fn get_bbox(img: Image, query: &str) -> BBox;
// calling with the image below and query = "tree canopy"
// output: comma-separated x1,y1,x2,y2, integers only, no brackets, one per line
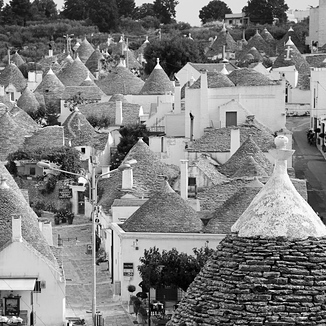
138,246,214,292
153,0,179,24
199,0,232,24
243,0,288,25
132,3,155,20
143,36,206,78
116,0,135,18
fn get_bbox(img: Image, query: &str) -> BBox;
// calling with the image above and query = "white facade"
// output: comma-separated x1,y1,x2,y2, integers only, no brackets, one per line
306,1,326,50
184,72,286,141
0,222,65,326
110,225,225,303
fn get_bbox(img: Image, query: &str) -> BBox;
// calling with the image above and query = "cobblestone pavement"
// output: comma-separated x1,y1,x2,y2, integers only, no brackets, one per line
47,213,137,326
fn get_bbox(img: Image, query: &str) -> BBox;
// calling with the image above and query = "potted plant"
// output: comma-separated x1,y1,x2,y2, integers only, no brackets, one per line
67,211,74,224
128,285,136,313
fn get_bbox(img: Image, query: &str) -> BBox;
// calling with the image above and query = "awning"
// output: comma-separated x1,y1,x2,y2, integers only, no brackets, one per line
0,279,36,291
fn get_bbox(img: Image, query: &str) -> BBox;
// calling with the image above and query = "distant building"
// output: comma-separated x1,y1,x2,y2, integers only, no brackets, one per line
286,9,309,23
224,13,246,27
306,0,326,51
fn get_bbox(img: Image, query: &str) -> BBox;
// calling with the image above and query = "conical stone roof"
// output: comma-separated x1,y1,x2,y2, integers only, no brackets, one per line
140,59,174,95
9,105,39,135
277,26,306,54
62,109,98,147
0,63,27,92
122,180,202,233
0,175,58,266
232,155,269,178
203,183,262,234
76,37,95,63
95,64,144,95
17,87,40,114
260,28,275,44
109,94,128,103
11,51,25,67
219,136,273,177
239,47,264,63
34,68,65,101
122,138,179,196
169,136,326,325
57,55,95,86
206,24,237,58
273,37,311,75
0,111,27,161
85,48,104,75
239,30,274,58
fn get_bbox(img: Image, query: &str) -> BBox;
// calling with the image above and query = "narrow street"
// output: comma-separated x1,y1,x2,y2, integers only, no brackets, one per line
287,116,326,221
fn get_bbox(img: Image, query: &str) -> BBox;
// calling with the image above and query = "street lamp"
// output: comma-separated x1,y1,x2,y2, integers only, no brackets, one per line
37,159,137,326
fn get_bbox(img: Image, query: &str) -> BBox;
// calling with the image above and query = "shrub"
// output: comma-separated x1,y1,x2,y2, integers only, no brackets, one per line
128,285,136,293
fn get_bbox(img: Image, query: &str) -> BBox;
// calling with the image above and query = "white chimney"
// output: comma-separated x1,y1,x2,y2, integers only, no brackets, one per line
0,85,5,96
49,49,53,57
230,128,240,157
12,215,22,242
115,101,123,125
174,80,181,114
28,71,36,82
122,168,133,190
180,159,189,200
41,221,53,246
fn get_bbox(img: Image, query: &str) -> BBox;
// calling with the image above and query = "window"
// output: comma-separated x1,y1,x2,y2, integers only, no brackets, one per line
9,92,14,102
285,86,288,103
81,147,86,154
34,281,41,293
229,20,233,24
30,167,36,175
188,177,196,186
226,112,237,127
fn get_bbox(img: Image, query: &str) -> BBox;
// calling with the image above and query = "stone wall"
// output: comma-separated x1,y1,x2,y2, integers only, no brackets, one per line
169,234,326,325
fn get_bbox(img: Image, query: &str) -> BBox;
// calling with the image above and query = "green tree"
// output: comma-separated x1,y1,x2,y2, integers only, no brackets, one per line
88,0,119,32
133,3,155,19
143,36,206,78
1,4,14,25
110,124,149,170
30,0,58,19
269,0,288,24
138,246,214,292
199,0,232,24
153,0,179,24
61,0,89,20
9,0,32,26
116,0,135,18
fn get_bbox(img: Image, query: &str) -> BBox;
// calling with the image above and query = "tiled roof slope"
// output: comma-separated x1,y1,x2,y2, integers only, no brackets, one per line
193,155,228,185
190,71,235,88
273,37,311,75
17,87,40,113
188,122,275,153
0,63,27,92
0,111,27,161
305,54,326,68
219,136,274,177
85,48,104,75
122,139,179,197
169,137,326,325
62,85,104,101
76,37,95,63
124,49,142,69
139,59,174,95
109,94,128,103
57,56,95,86
78,101,140,126
23,126,64,150
232,155,269,178
0,174,58,266
203,184,262,234
9,105,39,135
95,65,144,95
121,180,202,233
189,62,238,73
239,46,264,63
227,68,279,86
